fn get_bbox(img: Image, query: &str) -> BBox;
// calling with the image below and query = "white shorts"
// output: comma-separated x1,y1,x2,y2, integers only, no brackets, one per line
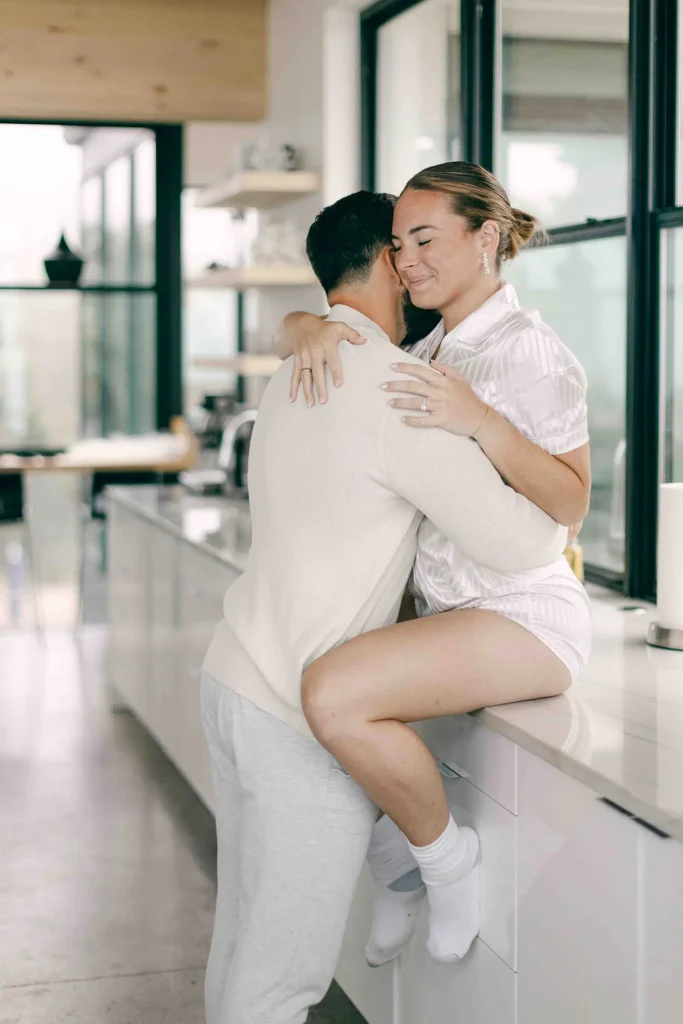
200,672,376,1024
417,567,592,681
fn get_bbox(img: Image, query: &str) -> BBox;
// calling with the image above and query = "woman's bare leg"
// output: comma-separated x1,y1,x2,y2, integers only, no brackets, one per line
301,609,570,847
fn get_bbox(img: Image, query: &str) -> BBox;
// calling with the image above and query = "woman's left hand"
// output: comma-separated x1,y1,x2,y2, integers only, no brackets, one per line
382,360,489,436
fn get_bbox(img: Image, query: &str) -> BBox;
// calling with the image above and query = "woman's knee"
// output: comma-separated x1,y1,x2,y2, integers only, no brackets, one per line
301,658,353,747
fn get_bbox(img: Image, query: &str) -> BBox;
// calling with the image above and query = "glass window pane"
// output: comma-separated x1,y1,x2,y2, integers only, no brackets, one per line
103,155,132,284
81,293,155,437
678,0,683,205
0,292,80,447
81,293,104,438
506,235,627,573
132,138,156,286
498,2,629,227
102,293,131,433
130,294,156,434
660,226,683,481
80,176,103,285
376,0,460,196
0,125,82,285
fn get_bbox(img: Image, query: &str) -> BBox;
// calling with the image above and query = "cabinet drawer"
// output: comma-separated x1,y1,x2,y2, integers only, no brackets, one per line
444,774,517,970
402,910,516,1024
414,713,517,813
517,749,640,1024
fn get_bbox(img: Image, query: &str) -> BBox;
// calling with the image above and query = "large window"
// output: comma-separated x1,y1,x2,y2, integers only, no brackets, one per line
0,125,85,448
362,0,683,599
507,235,627,573
375,0,461,196
498,2,629,227
0,124,175,447
498,0,630,585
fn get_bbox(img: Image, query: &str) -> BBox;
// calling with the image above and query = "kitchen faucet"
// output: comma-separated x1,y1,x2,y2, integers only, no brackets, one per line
218,408,258,491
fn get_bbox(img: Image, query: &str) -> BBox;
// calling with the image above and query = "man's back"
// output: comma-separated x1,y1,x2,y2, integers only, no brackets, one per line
204,307,424,734
203,303,566,737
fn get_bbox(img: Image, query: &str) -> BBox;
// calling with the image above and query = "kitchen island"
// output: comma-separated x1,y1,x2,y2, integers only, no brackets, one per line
107,484,683,1024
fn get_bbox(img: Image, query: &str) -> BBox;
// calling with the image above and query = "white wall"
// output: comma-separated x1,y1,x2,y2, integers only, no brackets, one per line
243,0,368,403
184,122,261,187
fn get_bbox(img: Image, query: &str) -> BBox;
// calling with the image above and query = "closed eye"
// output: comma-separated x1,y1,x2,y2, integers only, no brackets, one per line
418,239,432,247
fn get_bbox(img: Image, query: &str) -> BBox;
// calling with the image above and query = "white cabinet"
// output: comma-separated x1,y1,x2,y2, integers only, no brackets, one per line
517,749,640,1024
108,505,237,810
108,501,150,719
415,713,518,813
176,543,239,809
147,525,180,761
402,914,516,1024
443,775,517,969
642,827,683,1024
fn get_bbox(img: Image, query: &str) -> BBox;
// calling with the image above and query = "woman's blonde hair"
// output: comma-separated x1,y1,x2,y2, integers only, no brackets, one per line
403,161,543,265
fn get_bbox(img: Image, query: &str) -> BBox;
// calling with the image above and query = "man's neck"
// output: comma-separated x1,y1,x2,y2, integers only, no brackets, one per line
328,288,400,345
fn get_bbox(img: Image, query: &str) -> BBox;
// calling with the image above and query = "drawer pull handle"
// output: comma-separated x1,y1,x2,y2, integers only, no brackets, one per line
437,760,462,780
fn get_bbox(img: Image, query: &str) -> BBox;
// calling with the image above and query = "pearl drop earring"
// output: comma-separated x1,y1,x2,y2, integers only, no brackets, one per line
482,252,491,276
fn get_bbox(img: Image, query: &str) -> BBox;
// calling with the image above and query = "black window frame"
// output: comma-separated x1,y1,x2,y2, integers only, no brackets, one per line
0,117,182,436
361,0,682,601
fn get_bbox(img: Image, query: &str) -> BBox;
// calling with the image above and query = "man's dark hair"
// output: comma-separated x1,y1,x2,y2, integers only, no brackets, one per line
306,191,396,295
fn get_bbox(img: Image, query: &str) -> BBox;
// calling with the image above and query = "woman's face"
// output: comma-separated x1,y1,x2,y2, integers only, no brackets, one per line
392,189,491,310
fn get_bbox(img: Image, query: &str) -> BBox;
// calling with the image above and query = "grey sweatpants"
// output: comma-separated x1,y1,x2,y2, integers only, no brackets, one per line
200,672,376,1024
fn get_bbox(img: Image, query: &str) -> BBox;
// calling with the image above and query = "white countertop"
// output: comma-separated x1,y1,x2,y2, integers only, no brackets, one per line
107,484,252,572
479,588,683,839
107,485,683,841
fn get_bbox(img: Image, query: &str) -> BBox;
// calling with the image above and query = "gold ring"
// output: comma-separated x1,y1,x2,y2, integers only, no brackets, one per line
302,367,313,374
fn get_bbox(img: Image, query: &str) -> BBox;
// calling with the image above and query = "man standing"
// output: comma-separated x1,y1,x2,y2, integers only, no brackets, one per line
201,191,565,1023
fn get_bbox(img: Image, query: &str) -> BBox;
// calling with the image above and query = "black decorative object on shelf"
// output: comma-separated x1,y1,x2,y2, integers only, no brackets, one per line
43,233,85,288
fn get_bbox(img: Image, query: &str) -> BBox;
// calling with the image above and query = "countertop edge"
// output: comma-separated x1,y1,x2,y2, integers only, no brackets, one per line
476,706,683,841
106,486,247,573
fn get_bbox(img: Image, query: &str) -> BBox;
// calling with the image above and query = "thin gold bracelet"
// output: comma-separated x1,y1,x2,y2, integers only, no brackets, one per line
471,404,490,439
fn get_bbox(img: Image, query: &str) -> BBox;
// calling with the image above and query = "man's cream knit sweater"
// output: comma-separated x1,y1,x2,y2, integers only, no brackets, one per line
202,305,566,736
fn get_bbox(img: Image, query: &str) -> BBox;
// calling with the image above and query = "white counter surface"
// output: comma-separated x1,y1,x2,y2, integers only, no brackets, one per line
108,485,683,842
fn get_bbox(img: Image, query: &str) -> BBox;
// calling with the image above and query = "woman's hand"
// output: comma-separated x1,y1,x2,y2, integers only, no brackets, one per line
286,315,366,406
382,359,489,436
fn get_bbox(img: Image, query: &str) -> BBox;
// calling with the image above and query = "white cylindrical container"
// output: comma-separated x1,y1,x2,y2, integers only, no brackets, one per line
657,483,683,630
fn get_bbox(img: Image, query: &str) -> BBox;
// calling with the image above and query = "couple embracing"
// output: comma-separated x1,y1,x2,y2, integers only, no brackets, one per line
200,161,591,1024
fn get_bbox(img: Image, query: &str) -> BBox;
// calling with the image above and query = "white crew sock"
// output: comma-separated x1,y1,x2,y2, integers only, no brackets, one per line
364,815,425,967
408,816,481,964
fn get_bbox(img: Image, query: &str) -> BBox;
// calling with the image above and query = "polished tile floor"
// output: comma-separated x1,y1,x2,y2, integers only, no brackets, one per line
0,627,366,1023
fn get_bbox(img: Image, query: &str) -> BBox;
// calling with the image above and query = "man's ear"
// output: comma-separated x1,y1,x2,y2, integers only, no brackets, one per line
383,245,401,281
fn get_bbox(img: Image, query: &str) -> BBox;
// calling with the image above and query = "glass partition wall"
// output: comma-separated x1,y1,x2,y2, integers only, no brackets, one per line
362,0,682,600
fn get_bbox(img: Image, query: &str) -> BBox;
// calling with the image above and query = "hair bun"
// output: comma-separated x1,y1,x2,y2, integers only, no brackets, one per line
504,207,540,259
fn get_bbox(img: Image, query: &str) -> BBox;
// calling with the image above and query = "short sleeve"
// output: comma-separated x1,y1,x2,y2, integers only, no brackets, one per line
496,323,589,455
